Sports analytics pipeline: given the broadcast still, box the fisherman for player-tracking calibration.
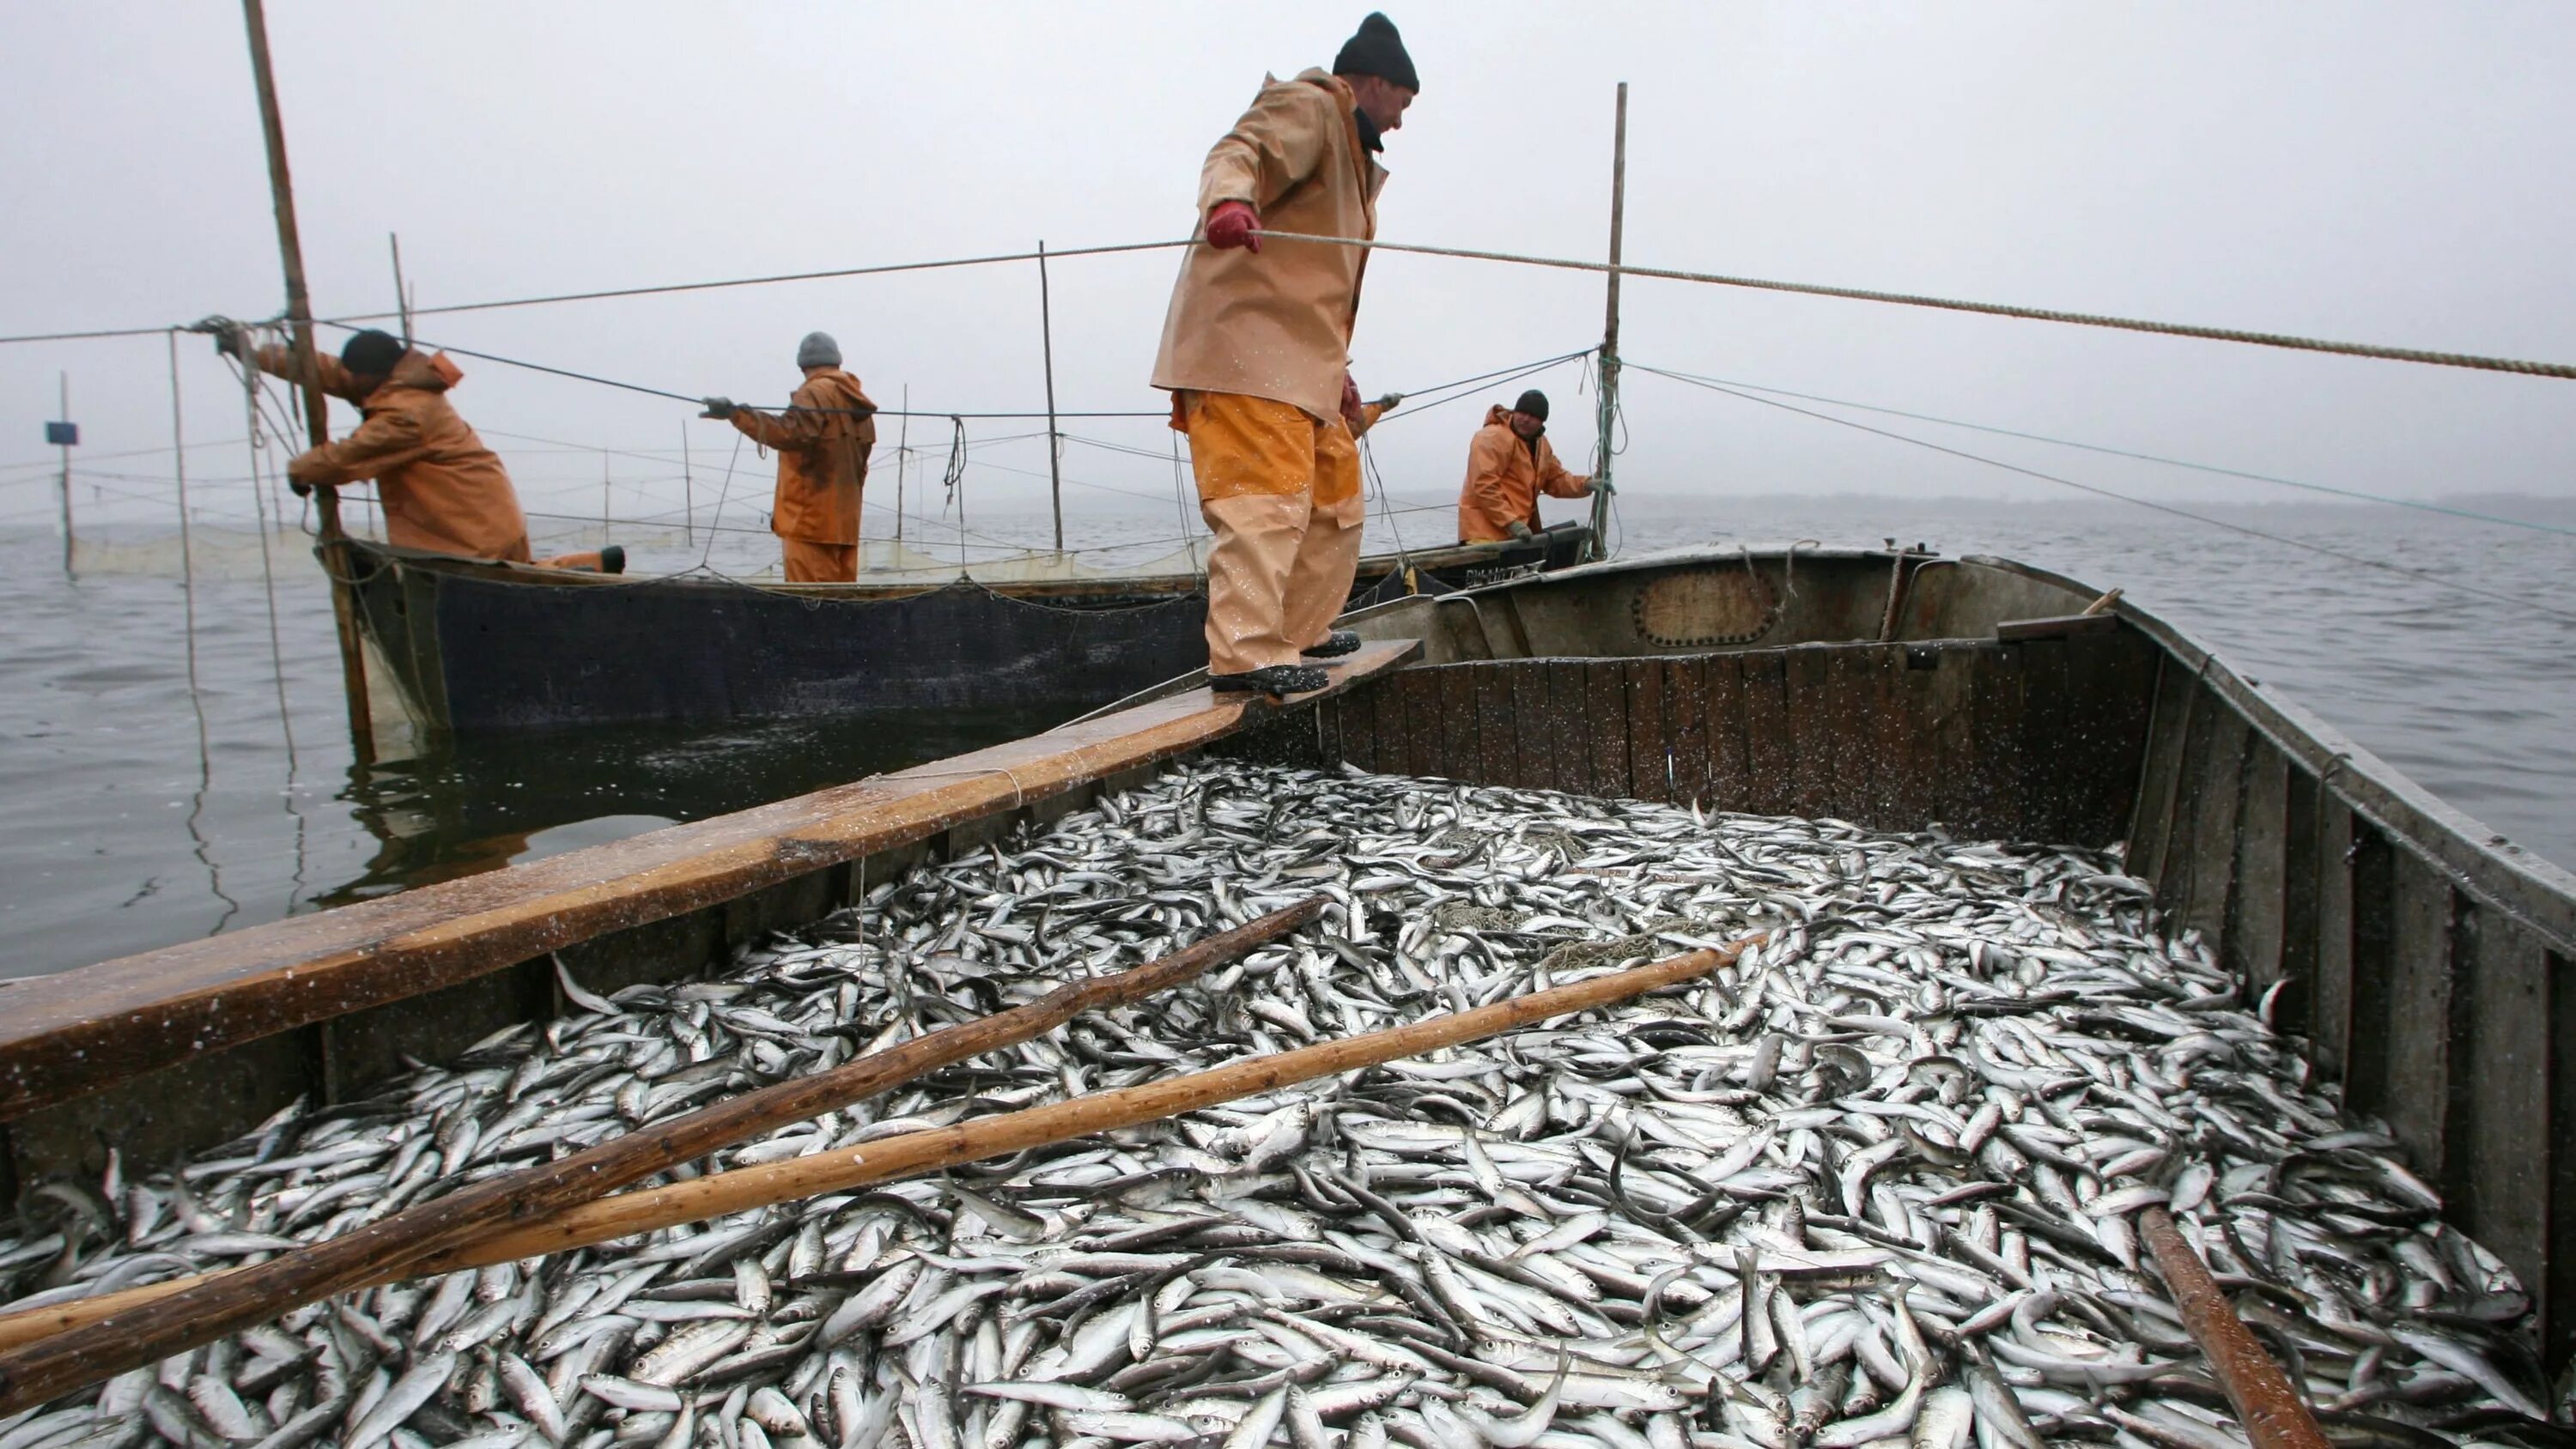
[1457,388,1601,544]
[212,325,619,571]
[702,332,877,585]
[1151,13,1418,695]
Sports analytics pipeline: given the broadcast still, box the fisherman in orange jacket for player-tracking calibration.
[1457,388,1598,543]
[216,327,618,571]
[702,333,878,584]
[1151,14,1418,695]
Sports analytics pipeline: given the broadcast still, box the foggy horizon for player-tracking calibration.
[9,3,2576,537]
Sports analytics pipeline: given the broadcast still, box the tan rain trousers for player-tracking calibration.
[1180,391,1366,676]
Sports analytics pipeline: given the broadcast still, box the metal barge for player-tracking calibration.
[3,544,2570,1365]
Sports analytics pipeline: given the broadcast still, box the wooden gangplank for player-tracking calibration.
[0,642,1419,1122]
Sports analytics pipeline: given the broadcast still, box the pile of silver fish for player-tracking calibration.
[0,759,2551,1449]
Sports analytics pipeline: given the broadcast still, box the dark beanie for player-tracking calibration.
[340,329,405,376]
[1334,13,1419,92]
[1513,389,1550,421]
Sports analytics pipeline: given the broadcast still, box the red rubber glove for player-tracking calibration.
[1340,373,1366,433]
[1205,200,1263,253]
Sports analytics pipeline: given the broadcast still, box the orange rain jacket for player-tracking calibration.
[1458,404,1591,543]
[1151,69,1387,422]
[727,367,878,546]
[253,345,532,561]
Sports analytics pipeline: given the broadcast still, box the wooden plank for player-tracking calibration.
[2549,947,2576,1370]
[0,640,1422,1121]
[2275,764,2323,1038]
[2057,629,2160,849]
[1436,667,1480,784]
[1400,667,1443,779]
[2379,852,2458,1178]
[1337,677,1379,774]
[1623,658,1667,803]
[1668,656,1711,810]
[2451,905,2548,1326]
[1886,646,1941,831]
[1586,662,1631,800]
[2127,655,2194,887]
[2312,797,2358,1078]
[1739,651,1795,816]
[2014,639,2073,843]
[1552,664,1595,799]
[1783,648,1838,820]
[2179,706,2252,945]
[1962,645,2026,840]
[1995,612,2121,642]
[1699,652,1743,813]
[1856,646,1907,830]
[2227,743,2290,995]
[1925,648,1984,838]
[1475,664,1516,788]
[1513,664,1558,793]
[2154,682,2214,921]
[2342,822,2398,1120]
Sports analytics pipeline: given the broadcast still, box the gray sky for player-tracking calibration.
[6,2,2575,533]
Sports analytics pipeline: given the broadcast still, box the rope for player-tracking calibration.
[1631,365,2576,540]
[1240,230,2576,381]
[1626,360,2576,625]
[0,323,177,346]
[228,328,299,766]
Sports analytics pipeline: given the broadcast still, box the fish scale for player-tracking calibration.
[0,760,2544,1448]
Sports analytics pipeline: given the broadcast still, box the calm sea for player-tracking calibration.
[2,494,2566,979]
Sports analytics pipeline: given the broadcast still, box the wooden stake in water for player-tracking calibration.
[1588,82,1627,565]
[53,373,72,579]
[1039,239,1065,553]
[240,0,373,758]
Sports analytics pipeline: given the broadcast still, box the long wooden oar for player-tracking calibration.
[2138,1206,2333,1449]
[418,936,1754,1271]
[0,897,1323,1412]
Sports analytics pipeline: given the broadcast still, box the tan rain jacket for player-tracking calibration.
[1458,404,1590,543]
[1151,69,1387,422]
[728,367,877,545]
[257,345,532,561]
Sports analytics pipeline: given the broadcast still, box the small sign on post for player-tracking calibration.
[44,421,77,447]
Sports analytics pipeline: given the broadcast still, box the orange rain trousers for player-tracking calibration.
[782,539,858,583]
[1180,391,1364,676]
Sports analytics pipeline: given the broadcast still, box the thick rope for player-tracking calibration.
[1247,231,2576,381]
[25,230,2573,380]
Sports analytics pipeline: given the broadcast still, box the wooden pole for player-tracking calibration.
[1587,82,1627,565]
[0,898,1325,1407]
[424,937,1753,1276]
[54,374,72,579]
[680,420,695,549]
[240,0,373,759]
[1038,240,1065,554]
[894,384,909,544]
[388,232,412,349]
[2137,1207,2334,1449]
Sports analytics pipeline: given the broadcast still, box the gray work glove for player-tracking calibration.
[1592,476,1615,497]
[1372,392,1404,412]
[1505,520,1534,541]
[700,397,735,420]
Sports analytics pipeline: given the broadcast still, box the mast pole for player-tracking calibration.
[1038,240,1065,553]
[894,384,909,544]
[55,374,74,579]
[1589,82,1627,563]
[242,0,374,755]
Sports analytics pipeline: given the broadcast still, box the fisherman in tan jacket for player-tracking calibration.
[702,331,878,584]
[1151,13,1418,695]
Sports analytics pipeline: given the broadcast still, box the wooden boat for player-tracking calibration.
[5,543,2571,1362]
[337,524,1594,738]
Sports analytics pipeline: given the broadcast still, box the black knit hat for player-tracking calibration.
[1513,389,1549,421]
[1334,13,1419,92]
[340,329,405,377]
